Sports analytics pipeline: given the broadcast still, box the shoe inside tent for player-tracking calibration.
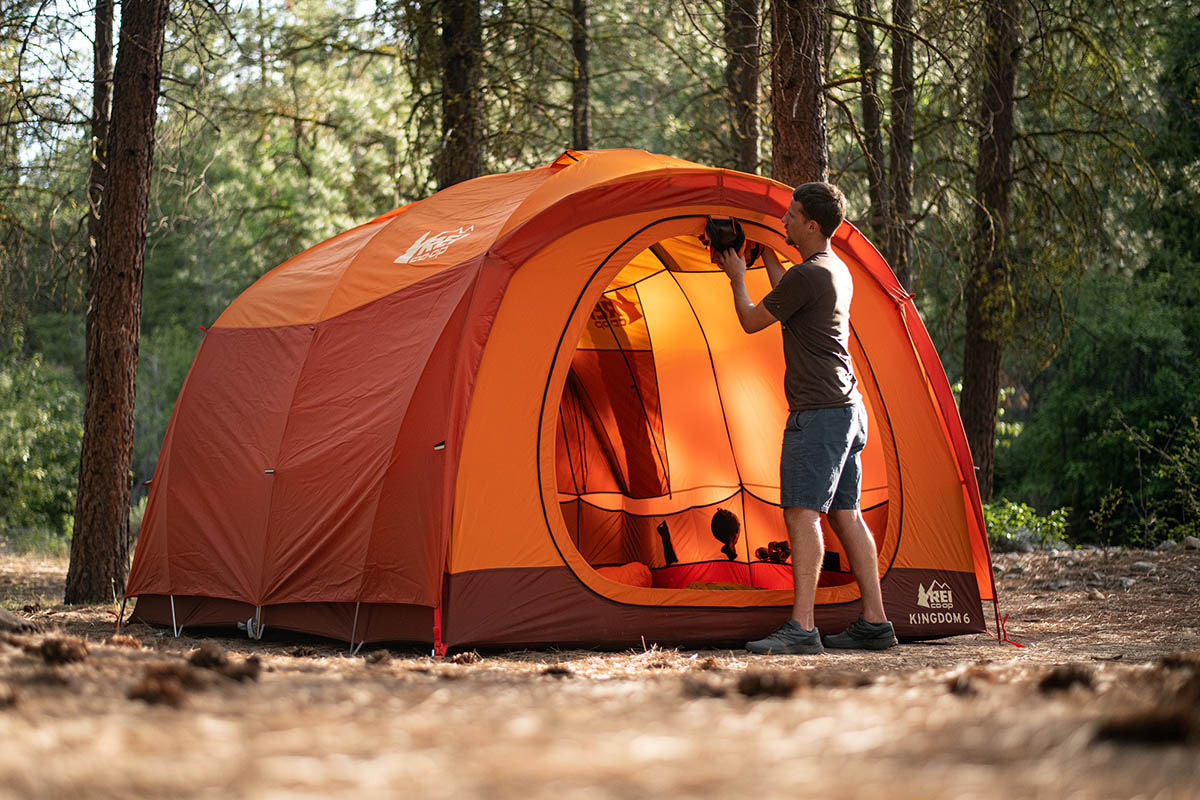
[125,149,1000,651]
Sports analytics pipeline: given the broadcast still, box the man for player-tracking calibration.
[715,182,897,654]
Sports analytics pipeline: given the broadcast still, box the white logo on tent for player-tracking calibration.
[394,225,476,264]
[917,580,954,609]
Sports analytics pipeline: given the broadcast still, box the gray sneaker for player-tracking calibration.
[746,620,824,655]
[821,615,898,650]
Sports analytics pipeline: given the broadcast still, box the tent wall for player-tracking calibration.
[127,253,480,608]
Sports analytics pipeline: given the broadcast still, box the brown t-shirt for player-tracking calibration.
[761,250,860,411]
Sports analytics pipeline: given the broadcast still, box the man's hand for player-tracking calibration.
[716,247,777,334]
[715,248,747,283]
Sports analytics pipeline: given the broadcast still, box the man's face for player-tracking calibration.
[782,199,815,246]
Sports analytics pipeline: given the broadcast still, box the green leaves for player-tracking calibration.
[0,351,82,545]
[983,500,1069,551]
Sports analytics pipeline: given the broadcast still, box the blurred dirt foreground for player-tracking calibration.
[2,546,1199,800]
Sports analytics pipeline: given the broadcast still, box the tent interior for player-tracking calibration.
[555,233,892,592]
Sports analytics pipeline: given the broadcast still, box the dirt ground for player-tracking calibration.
[2,546,1199,800]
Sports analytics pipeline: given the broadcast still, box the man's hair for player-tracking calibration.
[792,182,846,238]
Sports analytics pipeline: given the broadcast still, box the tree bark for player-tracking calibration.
[724,0,759,173]
[851,0,888,243]
[86,0,114,284]
[886,0,915,290]
[437,0,483,189]
[570,0,590,150]
[960,0,1019,503]
[770,0,828,185]
[66,0,170,605]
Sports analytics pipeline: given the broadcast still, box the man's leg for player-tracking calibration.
[745,504,826,654]
[745,408,840,655]
[783,505,824,628]
[820,403,896,649]
[827,508,886,623]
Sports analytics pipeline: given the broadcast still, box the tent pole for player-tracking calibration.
[169,595,180,637]
[349,601,361,655]
[115,596,128,633]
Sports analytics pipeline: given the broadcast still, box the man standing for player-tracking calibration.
[715,183,897,654]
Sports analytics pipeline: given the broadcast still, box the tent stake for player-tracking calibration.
[115,596,128,633]
[349,601,361,655]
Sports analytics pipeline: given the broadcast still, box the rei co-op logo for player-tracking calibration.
[591,291,644,329]
[394,225,475,264]
[910,579,970,626]
[917,580,954,609]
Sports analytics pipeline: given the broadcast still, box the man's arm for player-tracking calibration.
[715,249,777,333]
[762,247,785,289]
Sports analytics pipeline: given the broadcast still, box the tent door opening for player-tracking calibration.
[553,231,890,593]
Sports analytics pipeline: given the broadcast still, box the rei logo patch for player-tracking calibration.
[394,225,475,264]
[917,580,954,609]
[591,291,643,329]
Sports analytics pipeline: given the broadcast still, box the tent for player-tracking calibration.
[126,148,999,651]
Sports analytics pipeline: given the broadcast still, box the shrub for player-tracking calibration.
[0,352,83,549]
[984,500,1069,552]
[1086,415,1200,546]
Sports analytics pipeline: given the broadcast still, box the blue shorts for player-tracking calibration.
[780,402,868,512]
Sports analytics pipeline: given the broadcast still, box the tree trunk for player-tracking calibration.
[570,0,590,150]
[960,0,1019,503]
[438,0,483,189]
[851,0,888,243]
[86,0,114,282]
[770,0,828,185]
[66,0,170,605]
[724,0,759,173]
[886,0,915,290]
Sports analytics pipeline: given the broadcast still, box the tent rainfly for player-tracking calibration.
[125,149,1000,652]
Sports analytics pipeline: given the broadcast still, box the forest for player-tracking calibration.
[2,0,1198,573]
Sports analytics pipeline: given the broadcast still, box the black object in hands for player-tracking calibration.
[711,508,741,561]
[704,217,764,268]
[704,217,745,255]
[657,521,679,565]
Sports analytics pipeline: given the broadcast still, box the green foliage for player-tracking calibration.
[1085,415,1200,544]
[994,10,1200,546]
[24,312,85,382]
[0,350,82,546]
[995,266,1200,543]
[983,500,1069,552]
[129,495,149,544]
[949,381,1023,449]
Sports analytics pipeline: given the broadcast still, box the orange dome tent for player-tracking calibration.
[125,149,1000,651]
